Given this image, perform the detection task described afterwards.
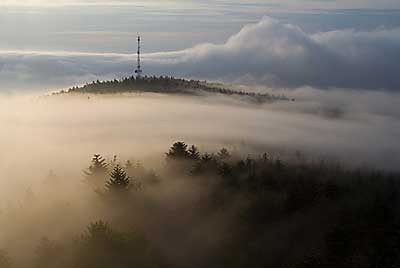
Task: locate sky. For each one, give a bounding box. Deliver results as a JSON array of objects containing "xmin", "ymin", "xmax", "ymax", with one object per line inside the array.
[{"xmin": 0, "ymin": 1, "xmax": 400, "ymax": 92}]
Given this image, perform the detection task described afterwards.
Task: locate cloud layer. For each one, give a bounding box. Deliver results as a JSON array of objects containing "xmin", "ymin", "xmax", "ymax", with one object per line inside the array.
[
  {"xmin": 146, "ymin": 17, "xmax": 400, "ymax": 90},
  {"xmin": 1, "ymin": 17, "xmax": 400, "ymax": 92}
]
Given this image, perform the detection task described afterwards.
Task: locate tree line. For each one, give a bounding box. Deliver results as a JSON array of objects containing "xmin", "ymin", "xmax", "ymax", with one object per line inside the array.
[
  {"xmin": 1, "ymin": 141, "xmax": 400, "ymax": 268},
  {"xmin": 53, "ymin": 76, "xmax": 292, "ymax": 103}
]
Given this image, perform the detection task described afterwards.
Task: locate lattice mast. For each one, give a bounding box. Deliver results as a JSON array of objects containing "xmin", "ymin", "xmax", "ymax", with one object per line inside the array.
[{"xmin": 135, "ymin": 35, "xmax": 142, "ymax": 78}]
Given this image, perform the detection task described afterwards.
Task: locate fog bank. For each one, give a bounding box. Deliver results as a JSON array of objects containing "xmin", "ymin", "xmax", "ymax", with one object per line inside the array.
[
  {"xmin": 0, "ymin": 89, "xmax": 399, "ymax": 187},
  {"xmin": 0, "ymin": 89, "xmax": 399, "ymax": 267}
]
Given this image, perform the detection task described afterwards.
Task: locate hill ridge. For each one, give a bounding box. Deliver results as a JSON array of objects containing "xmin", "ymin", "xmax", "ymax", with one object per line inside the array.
[{"xmin": 53, "ymin": 76, "xmax": 293, "ymax": 103}]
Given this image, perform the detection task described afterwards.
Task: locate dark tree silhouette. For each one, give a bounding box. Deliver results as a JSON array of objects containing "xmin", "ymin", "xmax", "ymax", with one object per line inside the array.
[
  {"xmin": 188, "ymin": 145, "xmax": 200, "ymax": 160},
  {"xmin": 201, "ymin": 153, "xmax": 213, "ymax": 162},
  {"xmin": 84, "ymin": 154, "xmax": 108, "ymax": 188},
  {"xmin": 74, "ymin": 221, "xmax": 164, "ymax": 268},
  {"xmin": 55, "ymin": 76, "xmax": 291, "ymax": 104},
  {"xmin": 166, "ymin": 142, "xmax": 189, "ymax": 160},
  {"xmin": 81, "ymin": 221, "xmax": 116, "ymax": 244},
  {"xmin": 217, "ymin": 148, "xmax": 231, "ymax": 160},
  {"xmin": 6, "ymin": 141, "xmax": 400, "ymax": 268},
  {"xmin": 105, "ymin": 165, "xmax": 131, "ymax": 192}
]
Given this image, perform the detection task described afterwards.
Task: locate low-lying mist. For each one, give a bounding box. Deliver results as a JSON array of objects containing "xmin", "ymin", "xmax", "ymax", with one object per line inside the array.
[
  {"xmin": 0, "ymin": 88, "xmax": 399, "ymax": 268},
  {"xmin": 1, "ymin": 88, "xmax": 399, "ymax": 176}
]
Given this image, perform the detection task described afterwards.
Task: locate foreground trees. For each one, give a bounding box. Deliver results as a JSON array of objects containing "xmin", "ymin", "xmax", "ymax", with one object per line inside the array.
[
  {"xmin": 33, "ymin": 221, "xmax": 165, "ymax": 268},
  {"xmin": 3, "ymin": 141, "xmax": 400, "ymax": 268}
]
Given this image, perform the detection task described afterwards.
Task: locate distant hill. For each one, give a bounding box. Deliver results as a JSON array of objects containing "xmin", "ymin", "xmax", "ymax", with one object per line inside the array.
[{"xmin": 53, "ymin": 76, "xmax": 293, "ymax": 103}]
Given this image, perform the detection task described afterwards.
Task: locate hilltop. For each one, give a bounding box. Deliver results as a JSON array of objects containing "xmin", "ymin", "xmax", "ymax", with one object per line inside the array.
[{"xmin": 53, "ymin": 76, "xmax": 292, "ymax": 103}]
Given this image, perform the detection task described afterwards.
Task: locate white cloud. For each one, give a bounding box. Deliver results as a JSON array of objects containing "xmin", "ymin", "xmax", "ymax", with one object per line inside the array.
[
  {"xmin": 146, "ymin": 17, "xmax": 400, "ymax": 90},
  {"xmin": 1, "ymin": 17, "xmax": 400, "ymax": 91}
]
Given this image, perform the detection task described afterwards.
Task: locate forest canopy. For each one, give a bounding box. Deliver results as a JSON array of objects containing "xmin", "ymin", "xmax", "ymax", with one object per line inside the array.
[
  {"xmin": 1, "ymin": 141, "xmax": 399, "ymax": 268},
  {"xmin": 53, "ymin": 76, "xmax": 292, "ymax": 104}
]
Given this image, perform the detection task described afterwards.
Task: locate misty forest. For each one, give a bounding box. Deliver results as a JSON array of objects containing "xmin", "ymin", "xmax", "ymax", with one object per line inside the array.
[
  {"xmin": 1, "ymin": 128, "xmax": 400, "ymax": 268},
  {"xmin": 0, "ymin": 75, "xmax": 399, "ymax": 268},
  {"xmin": 1, "ymin": 1, "xmax": 400, "ymax": 268}
]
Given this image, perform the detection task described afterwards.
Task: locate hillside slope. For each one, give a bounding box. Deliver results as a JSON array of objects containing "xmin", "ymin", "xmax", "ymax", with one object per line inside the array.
[{"xmin": 53, "ymin": 76, "xmax": 292, "ymax": 103}]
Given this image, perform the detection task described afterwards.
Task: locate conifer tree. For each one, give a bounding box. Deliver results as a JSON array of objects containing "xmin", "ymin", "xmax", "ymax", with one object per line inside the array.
[
  {"xmin": 201, "ymin": 153, "xmax": 213, "ymax": 162},
  {"xmin": 84, "ymin": 154, "xmax": 108, "ymax": 188},
  {"xmin": 188, "ymin": 145, "xmax": 200, "ymax": 160},
  {"xmin": 105, "ymin": 165, "xmax": 130, "ymax": 192},
  {"xmin": 166, "ymin": 142, "xmax": 189, "ymax": 160},
  {"xmin": 81, "ymin": 221, "xmax": 114, "ymax": 243},
  {"xmin": 217, "ymin": 148, "xmax": 231, "ymax": 160}
]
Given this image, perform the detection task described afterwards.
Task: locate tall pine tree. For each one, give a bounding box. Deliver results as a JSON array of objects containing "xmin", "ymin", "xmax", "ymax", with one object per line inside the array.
[{"xmin": 105, "ymin": 165, "xmax": 130, "ymax": 192}]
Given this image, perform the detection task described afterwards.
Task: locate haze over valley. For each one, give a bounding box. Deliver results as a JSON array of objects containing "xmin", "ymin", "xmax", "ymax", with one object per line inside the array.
[{"xmin": 0, "ymin": 1, "xmax": 400, "ymax": 267}]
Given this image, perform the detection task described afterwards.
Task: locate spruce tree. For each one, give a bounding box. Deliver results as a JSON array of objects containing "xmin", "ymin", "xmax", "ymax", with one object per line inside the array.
[
  {"xmin": 84, "ymin": 154, "xmax": 108, "ymax": 188},
  {"xmin": 105, "ymin": 165, "xmax": 130, "ymax": 192},
  {"xmin": 166, "ymin": 141, "xmax": 189, "ymax": 160},
  {"xmin": 188, "ymin": 145, "xmax": 201, "ymax": 160}
]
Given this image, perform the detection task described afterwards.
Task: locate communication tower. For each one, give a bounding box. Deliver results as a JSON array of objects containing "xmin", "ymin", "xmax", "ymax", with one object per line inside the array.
[{"xmin": 135, "ymin": 35, "xmax": 142, "ymax": 78}]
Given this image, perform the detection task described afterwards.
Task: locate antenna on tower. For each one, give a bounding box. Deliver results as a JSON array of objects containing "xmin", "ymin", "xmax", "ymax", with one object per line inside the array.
[{"xmin": 135, "ymin": 35, "xmax": 142, "ymax": 78}]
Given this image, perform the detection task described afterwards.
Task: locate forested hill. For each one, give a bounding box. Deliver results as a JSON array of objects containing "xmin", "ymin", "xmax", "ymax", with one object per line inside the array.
[{"xmin": 53, "ymin": 76, "xmax": 292, "ymax": 103}]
